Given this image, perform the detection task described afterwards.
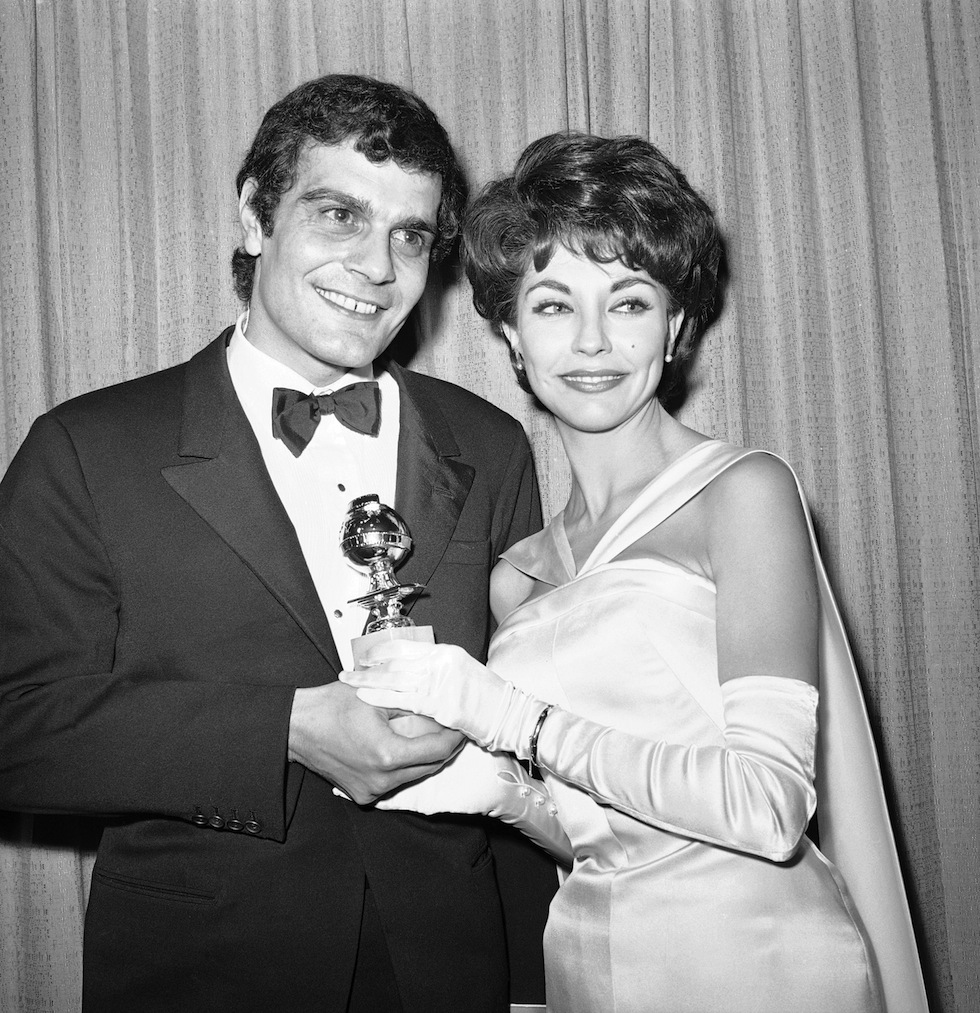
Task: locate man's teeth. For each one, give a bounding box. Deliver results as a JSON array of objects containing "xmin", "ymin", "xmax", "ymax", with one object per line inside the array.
[{"xmin": 316, "ymin": 288, "xmax": 379, "ymax": 315}]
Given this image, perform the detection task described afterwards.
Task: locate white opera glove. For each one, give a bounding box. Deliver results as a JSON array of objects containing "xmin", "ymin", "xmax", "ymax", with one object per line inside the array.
[
  {"xmin": 535, "ymin": 675, "xmax": 818, "ymax": 862},
  {"xmin": 340, "ymin": 641, "xmax": 549, "ymax": 759},
  {"xmin": 362, "ymin": 741, "xmax": 573, "ymax": 866}
]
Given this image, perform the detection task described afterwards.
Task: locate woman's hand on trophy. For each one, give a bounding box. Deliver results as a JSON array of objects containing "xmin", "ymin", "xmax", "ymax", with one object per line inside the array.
[{"xmin": 340, "ymin": 641, "xmax": 549, "ymax": 757}]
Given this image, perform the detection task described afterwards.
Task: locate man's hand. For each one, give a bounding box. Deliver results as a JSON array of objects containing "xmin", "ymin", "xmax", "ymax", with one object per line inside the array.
[{"xmin": 288, "ymin": 681, "xmax": 464, "ymax": 805}]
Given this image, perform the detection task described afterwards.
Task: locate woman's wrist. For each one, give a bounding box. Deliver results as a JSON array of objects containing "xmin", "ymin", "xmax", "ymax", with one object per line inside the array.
[{"xmin": 527, "ymin": 703, "xmax": 554, "ymax": 779}]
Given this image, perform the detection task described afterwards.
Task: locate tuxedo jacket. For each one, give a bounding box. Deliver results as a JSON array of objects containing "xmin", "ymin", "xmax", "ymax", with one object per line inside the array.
[{"xmin": 0, "ymin": 329, "xmax": 555, "ymax": 1011}]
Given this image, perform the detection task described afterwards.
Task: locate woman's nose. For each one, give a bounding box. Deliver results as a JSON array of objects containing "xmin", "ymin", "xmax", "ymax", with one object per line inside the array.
[{"xmin": 572, "ymin": 313, "xmax": 612, "ymax": 354}]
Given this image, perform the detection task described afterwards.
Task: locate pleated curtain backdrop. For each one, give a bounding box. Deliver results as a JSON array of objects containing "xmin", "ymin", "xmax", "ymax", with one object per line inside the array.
[{"xmin": 0, "ymin": 1, "xmax": 977, "ymax": 1011}]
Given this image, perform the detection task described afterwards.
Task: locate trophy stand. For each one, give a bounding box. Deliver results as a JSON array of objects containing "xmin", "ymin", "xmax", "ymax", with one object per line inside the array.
[{"xmin": 340, "ymin": 494, "xmax": 439, "ymax": 738}]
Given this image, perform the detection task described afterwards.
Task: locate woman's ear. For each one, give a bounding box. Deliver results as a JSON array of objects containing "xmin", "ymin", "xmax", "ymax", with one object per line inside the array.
[
  {"xmin": 500, "ymin": 322, "xmax": 520, "ymax": 356},
  {"xmin": 666, "ymin": 309, "xmax": 686, "ymax": 359},
  {"xmin": 239, "ymin": 179, "xmax": 264, "ymax": 257}
]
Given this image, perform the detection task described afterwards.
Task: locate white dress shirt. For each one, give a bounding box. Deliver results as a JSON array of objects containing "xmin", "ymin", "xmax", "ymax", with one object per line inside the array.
[{"xmin": 227, "ymin": 314, "xmax": 400, "ymax": 669}]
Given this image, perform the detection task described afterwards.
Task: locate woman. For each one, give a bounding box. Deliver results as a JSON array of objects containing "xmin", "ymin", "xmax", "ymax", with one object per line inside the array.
[{"xmin": 342, "ymin": 133, "xmax": 926, "ymax": 1013}]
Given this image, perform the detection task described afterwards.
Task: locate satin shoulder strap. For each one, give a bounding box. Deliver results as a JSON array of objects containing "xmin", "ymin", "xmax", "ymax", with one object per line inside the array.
[{"xmin": 582, "ymin": 440, "xmax": 752, "ymax": 570}]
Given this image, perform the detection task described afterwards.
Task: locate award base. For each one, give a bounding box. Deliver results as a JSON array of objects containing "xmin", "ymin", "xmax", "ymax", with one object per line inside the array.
[{"xmin": 351, "ymin": 625, "xmax": 441, "ymax": 739}]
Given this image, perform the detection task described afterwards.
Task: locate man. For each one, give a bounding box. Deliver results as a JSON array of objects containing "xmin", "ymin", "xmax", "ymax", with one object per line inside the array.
[{"xmin": 0, "ymin": 74, "xmax": 555, "ymax": 1011}]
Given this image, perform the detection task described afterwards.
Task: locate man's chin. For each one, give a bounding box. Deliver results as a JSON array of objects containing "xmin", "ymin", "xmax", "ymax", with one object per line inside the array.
[{"xmin": 300, "ymin": 331, "xmax": 399, "ymax": 383}]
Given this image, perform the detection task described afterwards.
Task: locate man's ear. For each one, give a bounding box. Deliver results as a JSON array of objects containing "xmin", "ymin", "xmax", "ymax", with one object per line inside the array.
[{"xmin": 239, "ymin": 179, "xmax": 264, "ymax": 257}]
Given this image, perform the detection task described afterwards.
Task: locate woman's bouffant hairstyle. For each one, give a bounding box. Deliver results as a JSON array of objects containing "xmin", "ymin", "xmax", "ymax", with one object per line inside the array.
[
  {"xmin": 462, "ymin": 131, "xmax": 721, "ymax": 371},
  {"xmin": 232, "ymin": 74, "xmax": 466, "ymax": 304}
]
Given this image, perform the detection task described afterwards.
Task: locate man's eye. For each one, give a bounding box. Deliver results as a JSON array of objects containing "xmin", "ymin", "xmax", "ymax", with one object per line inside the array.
[
  {"xmin": 392, "ymin": 229, "xmax": 433, "ymax": 257},
  {"xmin": 322, "ymin": 207, "xmax": 357, "ymax": 228}
]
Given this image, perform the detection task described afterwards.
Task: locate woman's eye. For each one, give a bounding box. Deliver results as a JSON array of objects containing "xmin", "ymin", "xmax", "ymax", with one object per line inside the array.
[
  {"xmin": 614, "ymin": 297, "xmax": 651, "ymax": 313},
  {"xmin": 533, "ymin": 300, "xmax": 570, "ymax": 316}
]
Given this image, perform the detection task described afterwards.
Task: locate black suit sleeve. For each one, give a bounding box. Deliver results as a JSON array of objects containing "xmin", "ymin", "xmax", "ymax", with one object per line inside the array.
[
  {"xmin": 489, "ymin": 420, "xmax": 543, "ymax": 564},
  {"xmin": 0, "ymin": 415, "xmax": 294, "ymax": 839},
  {"xmin": 481, "ymin": 419, "xmax": 559, "ymax": 1004}
]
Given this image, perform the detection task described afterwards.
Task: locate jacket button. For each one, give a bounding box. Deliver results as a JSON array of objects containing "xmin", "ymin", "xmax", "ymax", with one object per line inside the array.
[
  {"xmin": 191, "ymin": 811, "xmax": 208, "ymax": 826},
  {"xmin": 208, "ymin": 812, "xmax": 225, "ymax": 830},
  {"xmin": 226, "ymin": 812, "xmax": 244, "ymax": 832},
  {"xmin": 244, "ymin": 818, "xmax": 260, "ymax": 834}
]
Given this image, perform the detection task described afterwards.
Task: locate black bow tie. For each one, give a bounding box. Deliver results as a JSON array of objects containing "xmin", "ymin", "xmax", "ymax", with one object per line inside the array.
[{"xmin": 271, "ymin": 382, "xmax": 381, "ymax": 456}]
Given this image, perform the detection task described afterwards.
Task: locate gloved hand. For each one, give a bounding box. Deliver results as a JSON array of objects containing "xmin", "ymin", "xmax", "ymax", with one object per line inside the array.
[
  {"xmin": 354, "ymin": 741, "xmax": 573, "ymax": 866},
  {"xmin": 340, "ymin": 640, "xmax": 549, "ymax": 759}
]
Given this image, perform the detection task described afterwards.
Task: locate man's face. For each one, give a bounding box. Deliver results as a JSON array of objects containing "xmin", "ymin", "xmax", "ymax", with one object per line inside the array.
[{"xmin": 240, "ymin": 140, "xmax": 442, "ymax": 386}]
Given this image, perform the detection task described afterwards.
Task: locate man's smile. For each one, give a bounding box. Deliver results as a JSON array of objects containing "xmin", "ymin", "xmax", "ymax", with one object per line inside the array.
[{"xmin": 314, "ymin": 286, "xmax": 382, "ymax": 316}]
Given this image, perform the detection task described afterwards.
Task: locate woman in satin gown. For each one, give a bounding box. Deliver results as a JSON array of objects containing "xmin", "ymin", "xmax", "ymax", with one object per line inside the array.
[{"xmin": 342, "ymin": 133, "xmax": 926, "ymax": 1013}]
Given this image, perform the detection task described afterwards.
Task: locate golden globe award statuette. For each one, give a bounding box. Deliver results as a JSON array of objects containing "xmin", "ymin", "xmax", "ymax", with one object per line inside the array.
[{"xmin": 340, "ymin": 494, "xmax": 438, "ymax": 737}]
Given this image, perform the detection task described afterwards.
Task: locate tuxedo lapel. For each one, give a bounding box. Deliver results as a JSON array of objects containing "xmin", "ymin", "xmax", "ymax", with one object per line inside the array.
[
  {"xmin": 161, "ymin": 331, "xmax": 343, "ymax": 678},
  {"xmin": 391, "ymin": 363, "xmax": 474, "ymax": 615}
]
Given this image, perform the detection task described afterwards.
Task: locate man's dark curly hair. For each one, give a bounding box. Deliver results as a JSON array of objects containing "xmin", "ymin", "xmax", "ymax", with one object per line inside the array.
[
  {"xmin": 462, "ymin": 132, "xmax": 721, "ymax": 384},
  {"xmin": 232, "ymin": 74, "xmax": 466, "ymax": 304}
]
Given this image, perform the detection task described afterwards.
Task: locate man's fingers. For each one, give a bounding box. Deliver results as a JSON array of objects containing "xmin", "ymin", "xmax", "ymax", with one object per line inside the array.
[{"xmin": 386, "ymin": 724, "xmax": 462, "ymax": 765}]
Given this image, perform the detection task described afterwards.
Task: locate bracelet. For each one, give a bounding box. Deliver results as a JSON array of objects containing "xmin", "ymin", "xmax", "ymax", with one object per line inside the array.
[{"xmin": 527, "ymin": 704, "xmax": 554, "ymax": 781}]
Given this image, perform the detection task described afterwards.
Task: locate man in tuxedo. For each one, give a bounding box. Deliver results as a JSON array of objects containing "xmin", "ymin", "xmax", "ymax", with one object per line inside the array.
[{"xmin": 0, "ymin": 74, "xmax": 555, "ymax": 1012}]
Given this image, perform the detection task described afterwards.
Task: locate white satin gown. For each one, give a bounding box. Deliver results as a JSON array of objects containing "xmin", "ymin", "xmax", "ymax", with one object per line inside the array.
[{"xmin": 490, "ymin": 441, "xmax": 923, "ymax": 1013}]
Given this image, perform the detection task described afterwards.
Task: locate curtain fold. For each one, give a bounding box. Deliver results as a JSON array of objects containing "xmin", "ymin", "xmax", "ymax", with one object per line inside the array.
[{"xmin": 1, "ymin": 2, "xmax": 977, "ymax": 1010}]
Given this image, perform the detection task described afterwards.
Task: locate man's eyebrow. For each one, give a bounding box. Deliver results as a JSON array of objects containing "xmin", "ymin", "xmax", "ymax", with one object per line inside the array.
[
  {"xmin": 299, "ymin": 188, "xmax": 438, "ymax": 236},
  {"xmin": 396, "ymin": 215, "xmax": 439, "ymax": 237},
  {"xmin": 299, "ymin": 187, "xmax": 369, "ymax": 213}
]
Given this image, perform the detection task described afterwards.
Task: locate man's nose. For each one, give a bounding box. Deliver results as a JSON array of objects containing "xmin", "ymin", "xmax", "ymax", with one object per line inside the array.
[{"xmin": 345, "ymin": 230, "xmax": 395, "ymax": 284}]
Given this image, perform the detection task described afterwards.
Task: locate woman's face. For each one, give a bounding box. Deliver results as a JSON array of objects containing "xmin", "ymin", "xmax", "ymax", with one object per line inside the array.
[{"xmin": 502, "ymin": 246, "xmax": 684, "ymax": 434}]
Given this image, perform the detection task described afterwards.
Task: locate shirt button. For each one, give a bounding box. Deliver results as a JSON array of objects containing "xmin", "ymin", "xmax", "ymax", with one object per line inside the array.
[
  {"xmin": 338, "ymin": 483, "xmax": 346, "ymax": 491},
  {"xmin": 333, "ymin": 609, "xmax": 343, "ymax": 618}
]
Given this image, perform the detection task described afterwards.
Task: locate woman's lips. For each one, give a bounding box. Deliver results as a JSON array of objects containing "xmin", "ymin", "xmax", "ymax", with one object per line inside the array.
[{"xmin": 559, "ymin": 371, "xmax": 626, "ymax": 393}]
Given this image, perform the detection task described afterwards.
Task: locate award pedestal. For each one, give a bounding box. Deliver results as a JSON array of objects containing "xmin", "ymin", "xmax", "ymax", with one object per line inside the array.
[
  {"xmin": 352, "ymin": 626, "xmax": 440, "ymax": 739},
  {"xmin": 351, "ymin": 624, "xmax": 434, "ymax": 667}
]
